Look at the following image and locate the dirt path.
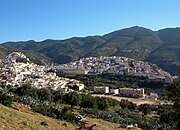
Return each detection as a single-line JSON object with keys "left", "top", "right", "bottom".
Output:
{"left": 91, "top": 94, "right": 159, "bottom": 105}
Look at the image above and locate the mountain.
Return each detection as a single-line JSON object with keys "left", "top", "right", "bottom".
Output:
{"left": 146, "top": 28, "right": 180, "bottom": 75}
{"left": 2, "top": 26, "right": 180, "bottom": 75}
{"left": 90, "top": 26, "right": 163, "bottom": 60}
{"left": 0, "top": 45, "right": 18, "bottom": 59}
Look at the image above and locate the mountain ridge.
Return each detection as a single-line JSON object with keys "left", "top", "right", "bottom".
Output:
{"left": 2, "top": 26, "right": 180, "bottom": 75}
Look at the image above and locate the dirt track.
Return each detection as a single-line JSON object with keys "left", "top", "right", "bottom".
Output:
{"left": 91, "top": 94, "right": 159, "bottom": 105}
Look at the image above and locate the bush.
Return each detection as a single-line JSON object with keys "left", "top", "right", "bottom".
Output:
{"left": 119, "top": 99, "right": 137, "bottom": 110}
{"left": 138, "top": 104, "right": 152, "bottom": 115}
{"left": 80, "top": 94, "right": 96, "bottom": 108}
{"left": 40, "top": 121, "right": 48, "bottom": 126}
{"left": 37, "top": 88, "right": 53, "bottom": 102}
{"left": 63, "top": 92, "right": 82, "bottom": 108}
{"left": 0, "top": 93, "right": 12, "bottom": 107}
{"left": 14, "top": 84, "right": 33, "bottom": 96}
{"left": 96, "top": 97, "right": 109, "bottom": 110}
{"left": 21, "top": 121, "right": 29, "bottom": 126}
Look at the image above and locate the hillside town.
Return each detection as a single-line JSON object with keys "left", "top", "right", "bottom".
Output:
{"left": 51, "top": 56, "right": 172, "bottom": 83}
{"left": 0, "top": 52, "right": 172, "bottom": 100}
{"left": 0, "top": 52, "right": 85, "bottom": 92}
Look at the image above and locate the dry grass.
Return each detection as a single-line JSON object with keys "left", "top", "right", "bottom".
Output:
{"left": 92, "top": 94, "right": 159, "bottom": 105}
{"left": 0, "top": 103, "right": 131, "bottom": 130}
{"left": 83, "top": 117, "right": 126, "bottom": 130}
{"left": 0, "top": 103, "right": 75, "bottom": 130}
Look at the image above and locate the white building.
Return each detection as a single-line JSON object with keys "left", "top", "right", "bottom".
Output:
{"left": 110, "top": 88, "right": 119, "bottom": 95}
{"left": 149, "top": 93, "right": 159, "bottom": 100}
{"left": 94, "top": 86, "right": 109, "bottom": 94}
{"left": 119, "top": 88, "right": 145, "bottom": 98}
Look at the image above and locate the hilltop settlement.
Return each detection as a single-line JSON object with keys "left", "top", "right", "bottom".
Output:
{"left": 0, "top": 52, "right": 172, "bottom": 97}
{"left": 0, "top": 52, "right": 85, "bottom": 92}
{"left": 51, "top": 56, "right": 172, "bottom": 82}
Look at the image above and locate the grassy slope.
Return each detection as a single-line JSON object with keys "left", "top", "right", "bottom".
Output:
{"left": 0, "top": 103, "right": 127, "bottom": 130}
{"left": 84, "top": 117, "right": 125, "bottom": 130}
{"left": 0, "top": 103, "right": 75, "bottom": 130}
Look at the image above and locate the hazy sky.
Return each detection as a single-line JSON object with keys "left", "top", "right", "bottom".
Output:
{"left": 0, "top": 0, "right": 180, "bottom": 43}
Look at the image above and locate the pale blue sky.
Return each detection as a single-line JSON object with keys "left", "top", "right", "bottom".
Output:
{"left": 0, "top": 0, "right": 180, "bottom": 43}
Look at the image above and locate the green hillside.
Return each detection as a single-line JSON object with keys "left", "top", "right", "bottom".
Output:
{"left": 2, "top": 26, "right": 180, "bottom": 75}
{"left": 146, "top": 28, "right": 180, "bottom": 75}
{"left": 89, "top": 26, "right": 163, "bottom": 60}
{"left": 0, "top": 45, "right": 18, "bottom": 58}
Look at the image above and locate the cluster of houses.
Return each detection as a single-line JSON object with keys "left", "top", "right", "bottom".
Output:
{"left": 0, "top": 52, "right": 85, "bottom": 92}
{"left": 93, "top": 86, "right": 159, "bottom": 100}
{"left": 0, "top": 52, "right": 165, "bottom": 100}
{"left": 51, "top": 56, "right": 172, "bottom": 83}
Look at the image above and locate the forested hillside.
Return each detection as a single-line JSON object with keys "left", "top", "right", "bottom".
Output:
{"left": 2, "top": 26, "right": 180, "bottom": 75}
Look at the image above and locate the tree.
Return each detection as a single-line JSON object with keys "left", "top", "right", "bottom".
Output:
{"left": 166, "top": 77, "right": 180, "bottom": 128}
{"left": 96, "top": 97, "right": 109, "bottom": 110}
{"left": 15, "top": 84, "right": 33, "bottom": 96}
{"left": 138, "top": 104, "right": 152, "bottom": 116}
{"left": 158, "top": 107, "right": 174, "bottom": 124}
{"left": 37, "top": 88, "right": 52, "bottom": 102}
{"left": 14, "top": 84, "right": 40, "bottom": 100}
{"left": 106, "top": 98, "right": 119, "bottom": 108}
{"left": 119, "top": 99, "right": 137, "bottom": 110}
{"left": 59, "top": 107, "right": 70, "bottom": 120}
{"left": 63, "top": 92, "right": 82, "bottom": 108}
{"left": 53, "top": 90, "right": 64, "bottom": 103}
{"left": 0, "top": 94, "right": 12, "bottom": 107}
{"left": 79, "top": 94, "right": 96, "bottom": 108}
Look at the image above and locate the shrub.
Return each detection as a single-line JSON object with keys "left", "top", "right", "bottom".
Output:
{"left": 0, "top": 93, "right": 12, "bottom": 107}
{"left": 40, "top": 121, "right": 48, "bottom": 126}
{"left": 21, "top": 121, "right": 29, "bottom": 126}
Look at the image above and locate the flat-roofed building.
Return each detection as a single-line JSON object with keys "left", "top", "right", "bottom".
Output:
{"left": 110, "top": 88, "right": 119, "bottom": 95}
{"left": 149, "top": 93, "right": 158, "bottom": 100}
{"left": 119, "top": 88, "right": 145, "bottom": 98}
{"left": 93, "top": 86, "right": 109, "bottom": 94}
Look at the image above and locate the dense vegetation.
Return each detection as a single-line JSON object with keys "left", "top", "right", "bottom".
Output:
{"left": 166, "top": 77, "right": 180, "bottom": 128}
{"left": 0, "top": 81, "right": 179, "bottom": 129}
{"left": 2, "top": 26, "right": 180, "bottom": 75}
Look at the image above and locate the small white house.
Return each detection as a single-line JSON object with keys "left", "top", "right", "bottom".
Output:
{"left": 94, "top": 86, "right": 109, "bottom": 94}
{"left": 110, "top": 89, "right": 119, "bottom": 95}
{"left": 150, "top": 93, "right": 159, "bottom": 100}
